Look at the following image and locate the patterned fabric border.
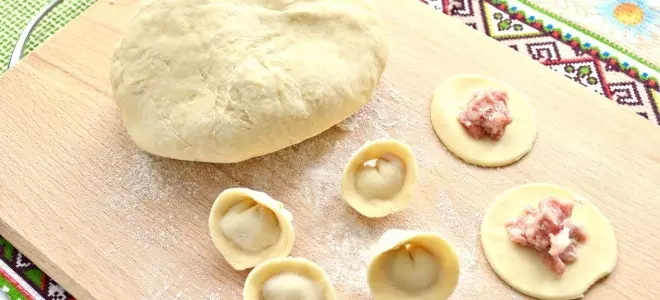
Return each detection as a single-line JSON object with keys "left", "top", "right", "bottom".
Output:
{"left": 505, "top": 0, "right": 660, "bottom": 90}
{"left": 0, "top": 263, "right": 31, "bottom": 300}
{"left": 0, "top": 237, "right": 72, "bottom": 300}
{"left": 422, "top": 0, "right": 660, "bottom": 125}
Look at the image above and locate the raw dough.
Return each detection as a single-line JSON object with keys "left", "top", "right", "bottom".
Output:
{"left": 243, "top": 257, "right": 336, "bottom": 300}
{"left": 110, "top": 0, "right": 388, "bottom": 163}
{"left": 262, "top": 273, "right": 321, "bottom": 299}
{"left": 367, "top": 229, "right": 459, "bottom": 300}
{"left": 481, "top": 183, "right": 617, "bottom": 300}
{"left": 430, "top": 75, "right": 537, "bottom": 167}
{"left": 341, "top": 140, "right": 418, "bottom": 218}
{"left": 209, "top": 188, "right": 294, "bottom": 270}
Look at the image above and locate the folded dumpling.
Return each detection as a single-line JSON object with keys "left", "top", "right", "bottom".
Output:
{"left": 367, "top": 229, "right": 459, "bottom": 300}
{"left": 209, "top": 188, "right": 294, "bottom": 270}
{"left": 341, "top": 140, "right": 418, "bottom": 217}
{"left": 243, "top": 257, "right": 336, "bottom": 300}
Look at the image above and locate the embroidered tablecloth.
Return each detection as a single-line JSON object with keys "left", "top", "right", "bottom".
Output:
{"left": 0, "top": 0, "right": 658, "bottom": 299}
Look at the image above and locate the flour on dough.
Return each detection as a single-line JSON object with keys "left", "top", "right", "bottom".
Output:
{"left": 243, "top": 257, "right": 336, "bottom": 300}
{"left": 481, "top": 183, "right": 617, "bottom": 300}
{"left": 430, "top": 75, "right": 537, "bottom": 167}
{"left": 341, "top": 140, "right": 418, "bottom": 218}
{"left": 110, "top": 0, "right": 388, "bottom": 163}
{"left": 367, "top": 229, "right": 459, "bottom": 300}
{"left": 208, "top": 188, "right": 294, "bottom": 270}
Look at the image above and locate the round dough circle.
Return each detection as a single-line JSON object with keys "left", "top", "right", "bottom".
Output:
{"left": 481, "top": 183, "right": 617, "bottom": 300}
{"left": 430, "top": 75, "right": 537, "bottom": 167}
{"left": 110, "top": 0, "right": 388, "bottom": 163}
{"left": 367, "top": 229, "right": 459, "bottom": 300}
{"left": 243, "top": 257, "right": 336, "bottom": 300}
{"left": 209, "top": 188, "right": 294, "bottom": 270}
{"left": 341, "top": 140, "right": 418, "bottom": 218}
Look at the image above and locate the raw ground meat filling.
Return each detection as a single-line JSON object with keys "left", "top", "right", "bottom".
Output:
{"left": 458, "top": 89, "right": 513, "bottom": 140}
{"left": 505, "top": 197, "right": 588, "bottom": 276}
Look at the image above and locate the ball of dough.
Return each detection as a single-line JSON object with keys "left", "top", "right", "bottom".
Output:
{"left": 430, "top": 75, "right": 537, "bottom": 167}
{"left": 367, "top": 229, "right": 459, "bottom": 300}
{"left": 481, "top": 183, "right": 617, "bottom": 300}
{"left": 244, "top": 257, "right": 336, "bottom": 300}
{"left": 109, "top": 0, "right": 388, "bottom": 163}
{"left": 262, "top": 273, "right": 322, "bottom": 300}
{"left": 341, "top": 140, "right": 418, "bottom": 218}
{"left": 209, "top": 188, "right": 294, "bottom": 270}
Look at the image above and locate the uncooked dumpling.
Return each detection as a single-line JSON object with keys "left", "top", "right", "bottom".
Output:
{"left": 262, "top": 273, "right": 322, "bottom": 299}
{"left": 341, "top": 140, "right": 418, "bottom": 218}
{"left": 209, "top": 188, "right": 294, "bottom": 270}
{"left": 219, "top": 200, "right": 281, "bottom": 253}
{"left": 109, "top": 0, "right": 388, "bottom": 163}
{"left": 430, "top": 75, "right": 537, "bottom": 167}
{"left": 243, "top": 257, "right": 336, "bottom": 300}
{"left": 368, "top": 229, "right": 459, "bottom": 300}
{"left": 481, "top": 183, "right": 617, "bottom": 300}
{"left": 383, "top": 244, "right": 439, "bottom": 293}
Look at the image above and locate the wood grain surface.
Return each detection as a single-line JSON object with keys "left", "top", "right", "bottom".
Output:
{"left": 1, "top": 0, "right": 660, "bottom": 299}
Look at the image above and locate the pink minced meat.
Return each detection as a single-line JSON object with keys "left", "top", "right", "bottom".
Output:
{"left": 458, "top": 89, "right": 513, "bottom": 140}
{"left": 505, "top": 197, "right": 588, "bottom": 276}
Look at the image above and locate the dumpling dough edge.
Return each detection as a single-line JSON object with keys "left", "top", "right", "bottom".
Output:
{"left": 367, "top": 229, "right": 460, "bottom": 300}
{"left": 243, "top": 257, "right": 337, "bottom": 300}
{"left": 341, "top": 139, "right": 418, "bottom": 218}
{"left": 209, "top": 188, "right": 295, "bottom": 270}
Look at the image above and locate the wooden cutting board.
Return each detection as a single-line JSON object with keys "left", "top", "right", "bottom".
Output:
{"left": 1, "top": 0, "right": 659, "bottom": 299}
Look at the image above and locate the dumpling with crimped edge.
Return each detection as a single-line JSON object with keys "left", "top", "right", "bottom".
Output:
{"left": 243, "top": 257, "right": 337, "bottom": 300}
{"left": 341, "top": 139, "right": 418, "bottom": 218}
{"left": 209, "top": 188, "right": 294, "bottom": 270}
{"left": 367, "top": 229, "right": 460, "bottom": 300}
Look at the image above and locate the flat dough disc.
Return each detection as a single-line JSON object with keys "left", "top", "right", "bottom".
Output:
{"left": 430, "top": 75, "right": 537, "bottom": 167}
{"left": 481, "top": 183, "right": 617, "bottom": 300}
{"left": 243, "top": 257, "right": 336, "bottom": 300}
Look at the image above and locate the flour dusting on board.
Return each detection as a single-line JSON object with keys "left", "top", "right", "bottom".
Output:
{"left": 336, "top": 83, "right": 411, "bottom": 133}
{"left": 299, "top": 196, "right": 379, "bottom": 296}
{"left": 294, "top": 147, "right": 380, "bottom": 297}
{"left": 103, "top": 144, "right": 240, "bottom": 298}
{"left": 434, "top": 190, "right": 484, "bottom": 298}
{"left": 104, "top": 150, "right": 222, "bottom": 204}
{"left": 321, "top": 214, "right": 381, "bottom": 297}
{"left": 101, "top": 135, "right": 236, "bottom": 299}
